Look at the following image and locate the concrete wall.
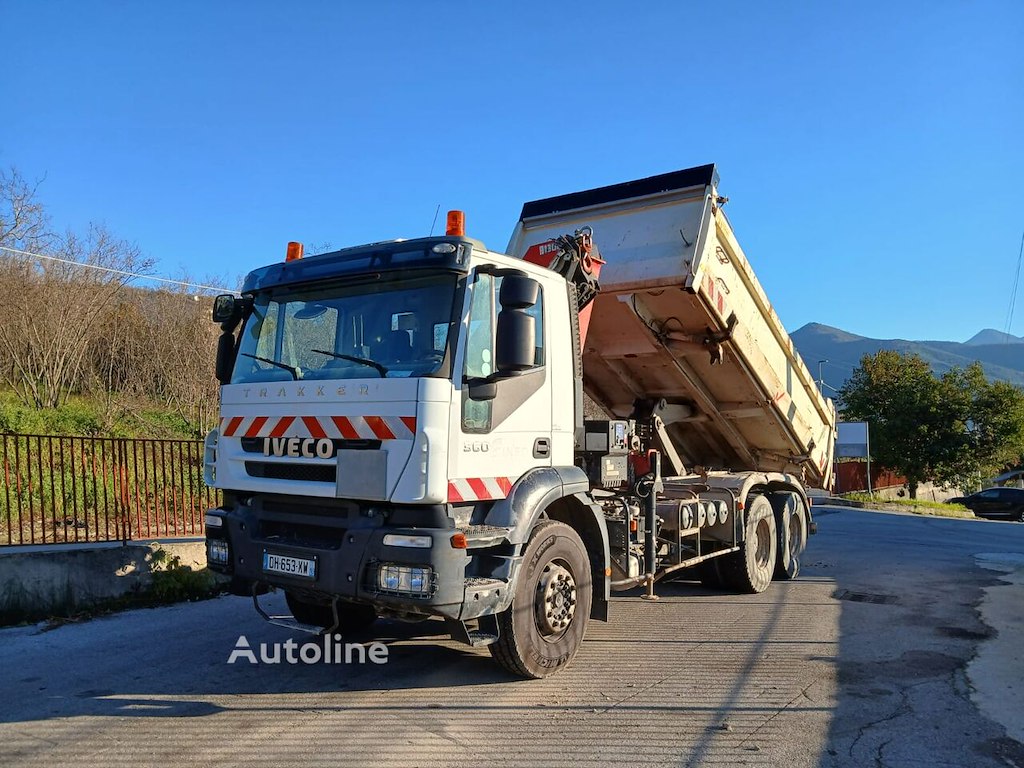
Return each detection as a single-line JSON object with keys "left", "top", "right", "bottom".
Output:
{"left": 0, "top": 539, "right": 207, "bottom": 624}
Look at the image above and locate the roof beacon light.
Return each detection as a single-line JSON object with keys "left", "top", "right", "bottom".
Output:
{"left": 285, "top": 241, "right": 304, "bottom": 262}
{"left": 445, "top": 210, "right": 465, "bottom": 237}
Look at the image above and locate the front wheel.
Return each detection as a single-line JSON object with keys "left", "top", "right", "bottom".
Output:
{"left": 489, "top": 521, "right": 592, "bottom": 678}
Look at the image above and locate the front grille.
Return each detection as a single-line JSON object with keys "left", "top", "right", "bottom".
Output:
{"left": 260, "top": 497, "right": 355, "bottom": 517}
{"left": 245, "top": 461, "right": 336, "bottom": 483}
{"left": 260, "top": 520, "right": 345, "bottom": 549}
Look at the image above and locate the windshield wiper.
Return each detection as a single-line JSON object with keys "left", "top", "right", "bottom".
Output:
{"left": 240, "top": 353, "right": 301, "bottom": 380}
{"left": 312, "top": 349, "right": 388, "bottom": 378}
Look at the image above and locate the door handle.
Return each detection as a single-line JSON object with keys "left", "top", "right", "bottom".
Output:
{"left": 533, "top": 438, "right": 550, "bottom": 459}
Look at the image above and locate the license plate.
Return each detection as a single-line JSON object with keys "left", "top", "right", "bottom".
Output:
{"left": 263, "top": 551, "right": 317, "bottom": 579}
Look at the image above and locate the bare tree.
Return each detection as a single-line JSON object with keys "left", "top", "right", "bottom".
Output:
{"left": 0, "top": 167, "right": 219, "bottom": 431}
{"left": 142, "top": 288, "right": 219, "bottom": 435}
{"left": 0, "top": 167, "right": 53, "bottom": 252}
{"left": 0, "top": 223, "right": 153, "bottom": 408}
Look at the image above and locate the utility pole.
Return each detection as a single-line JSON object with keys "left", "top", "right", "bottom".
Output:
{"left": 817, "top": 359, "right": 828, "bottom": 394}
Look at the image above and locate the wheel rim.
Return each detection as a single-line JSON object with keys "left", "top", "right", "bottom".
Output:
{"left": 534, "top": 559, "right": 578, "bottom": 640}
{"left": 754, "top": 518, "right": 772, "bottom": 569}
{"left": 789, "top": 513, "right": 803, "bottom": 554}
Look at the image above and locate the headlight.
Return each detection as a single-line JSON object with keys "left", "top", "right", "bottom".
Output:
{"left": 207, "top": 539, "right": 230, "bottom": 565}
{"left": 377, "top": 564, "right": 433, "bottom": 596}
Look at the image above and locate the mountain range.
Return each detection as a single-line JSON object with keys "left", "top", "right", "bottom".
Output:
{"left": 790, "top": 324, "right": 1024, "bottom": 393}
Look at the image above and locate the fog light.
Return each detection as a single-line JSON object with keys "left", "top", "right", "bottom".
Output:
{"left": 377, "top": 564, "right": 433, "bottom": 596}
{"left": 207, "top": 539, "right": 229, "bottom": 565}
{"left": 382, "top": 533, "right": 432, "bottom": 549}
{"left": 205, "top": 513, "right": 224, "bottom": 528}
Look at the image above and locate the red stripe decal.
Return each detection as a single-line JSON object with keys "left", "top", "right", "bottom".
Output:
{"left": 269, "top": 416, "right": 295, "bottom": 438}
{"left": 245, "top": 416, "right": 268, "bottom": 438}
{"left": 331, "top": 416, "right": 359, "bottom": 440}
{"left": 224, "top": 416, "right": 244, "bottom": 437}
{"left": 448, "top": 482, "right": 464, "bottom": 503}
{"left": 365, "top": 416, "right": 395, "bottom": 440}
{"left": 400, "top": 416, "right": 417, "bottom": 434}
{"left": 467, "top": 477, "right": 490, "bottom": 499}
{"left": 302, "top": 416, "right": 327, "bottom": 439}
{"left": 496, "top": 477, "right": 512, "bottom": 495}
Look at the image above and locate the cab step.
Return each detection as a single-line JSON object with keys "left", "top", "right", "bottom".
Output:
{"left": 446, "top": 614, "right": 500, "bottom": 647}
{"left": 252, "top": 592, "right": 327, "bottom": 635}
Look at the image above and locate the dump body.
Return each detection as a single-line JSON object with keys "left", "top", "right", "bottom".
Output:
{"left": 507, "top": 165, "right": 835, "bottom": 488}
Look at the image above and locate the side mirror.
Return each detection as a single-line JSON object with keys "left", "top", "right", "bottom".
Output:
{"left": 213, "top": 294, "right": 236, "bottom": 323}
{"left": 213, "top": 294, "right": 253, "bottom": 333}
{"left": 467, "top": 378, "right": 498, "bottom": 401}
{"left": 499, "top": 274, "right": 540, "bottom": 309}
{"left": 215, "top": 332, "right": 236, "bottom": 385}
{"left": 495, "top": 274, "right": 539, "bottom": 373}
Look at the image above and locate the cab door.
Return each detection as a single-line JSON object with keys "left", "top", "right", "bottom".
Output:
{"left": 447, "top": 269, "right": 553, "bottom": 503}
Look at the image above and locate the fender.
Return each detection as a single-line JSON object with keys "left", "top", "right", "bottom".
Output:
{"left": 484, "top": 466, "right": 611, "bottom": 610}
{"left": 484, "top": 466, "right": 590, "bottom": 543}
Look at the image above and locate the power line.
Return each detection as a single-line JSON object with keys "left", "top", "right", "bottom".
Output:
{"left": 0, "top": 244, "right": 235, "bottom": 293}
{"left": 1003, "top": 229, "right": 1024, "bottom": 342}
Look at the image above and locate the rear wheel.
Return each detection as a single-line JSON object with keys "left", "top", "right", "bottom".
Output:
{"left": 720, "top": 495, "right": 777, "bottom": 594}
{"left": 771, "top": 492, "right": 808, "bottom": 580}
{"left": 285, "top": 592, "right": 377, "bottom": 634}
{"left": 489, "top": 521, "right": 592, "bottom": 678}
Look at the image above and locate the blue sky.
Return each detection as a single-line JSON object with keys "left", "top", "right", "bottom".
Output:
{"left": 2, "top": 1, "right": 1021, "bottom": 343}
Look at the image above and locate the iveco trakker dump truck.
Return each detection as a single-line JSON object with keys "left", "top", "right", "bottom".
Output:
{"left": 204, "top": 164, "right": 836, "bottom": 678}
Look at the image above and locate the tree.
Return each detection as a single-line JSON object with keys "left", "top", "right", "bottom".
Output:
{"left": 937, "top": 362, "right": 1024, "bottom": 487}
{"left": 0, "top": 168, "right": 154, "bottom": 409}
{"left": 839, "top": 352, "right": 1024, "bottom": 497}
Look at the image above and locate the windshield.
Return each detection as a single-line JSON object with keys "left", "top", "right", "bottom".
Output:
{"left": 231, "top": 274, "right": 458, "bottom": 383}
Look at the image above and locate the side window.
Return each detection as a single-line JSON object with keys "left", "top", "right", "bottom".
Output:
{"left": 253, "top": 302, "right": 280, "bottom": 360}
{"left": 461, "top": 274, "right": 546, "bottom": 433}
{"left": 526, "top": 286, "right": 544, "bottom": 365}
{"left": 463, "top": 274, "right": 495, "bottom": 431}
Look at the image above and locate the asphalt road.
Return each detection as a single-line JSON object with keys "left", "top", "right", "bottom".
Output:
{"left": 2, "top": 507, "right": 1024, "bottom": 768}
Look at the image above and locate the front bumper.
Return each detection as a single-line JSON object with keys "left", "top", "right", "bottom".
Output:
{"left": 205, "top": 498, "right": 468, "bottom": 619}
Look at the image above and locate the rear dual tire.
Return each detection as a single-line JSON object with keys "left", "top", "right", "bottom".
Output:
{"left": 720, "top": 495, "right": 777, "bottom": 593}
{"left": 772, "top": 492, "right": 808, "bottom": 580}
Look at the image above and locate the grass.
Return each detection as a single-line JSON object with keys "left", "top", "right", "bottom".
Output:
{"left": 840, "top": 492, "right": 975, "bottom": 518}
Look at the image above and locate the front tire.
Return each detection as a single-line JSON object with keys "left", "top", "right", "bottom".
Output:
{"left": 489, "top": 521, "right": 592, "bottom": 678}
{"left": 720, "top": 495, "right": 777, "bottom": 594}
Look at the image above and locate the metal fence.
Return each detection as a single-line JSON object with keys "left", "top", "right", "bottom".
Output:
{"left": 0, "top": 434, "right": 219, "bottom": 546}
